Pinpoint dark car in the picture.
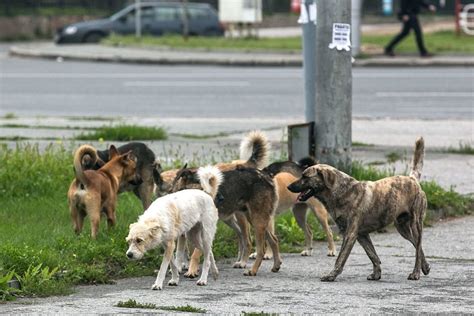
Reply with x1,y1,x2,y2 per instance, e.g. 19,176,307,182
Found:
56,2,224,44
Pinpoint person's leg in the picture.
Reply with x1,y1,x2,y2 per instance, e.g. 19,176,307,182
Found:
385,18,412,55
411,15,429,56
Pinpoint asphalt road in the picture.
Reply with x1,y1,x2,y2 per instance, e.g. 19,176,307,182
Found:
0,56,472,120
1,216,473,314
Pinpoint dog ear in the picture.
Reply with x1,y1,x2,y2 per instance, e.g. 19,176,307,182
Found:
320,168,336,190
109,145,119,159
145,220,161,236
121,151,136,165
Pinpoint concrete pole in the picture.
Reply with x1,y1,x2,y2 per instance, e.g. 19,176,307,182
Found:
351,0,362,56
314,0,352,172
302,0,316,123
135,0,141,37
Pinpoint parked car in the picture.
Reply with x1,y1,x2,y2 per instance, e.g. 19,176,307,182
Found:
55,2,224,44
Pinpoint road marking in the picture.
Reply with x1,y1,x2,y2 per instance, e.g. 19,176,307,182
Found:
123,81,250,87
355,73,474,79
376,92,473,98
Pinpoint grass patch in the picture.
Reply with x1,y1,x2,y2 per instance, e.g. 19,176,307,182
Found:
174,132,230,140
362,30,474,55
352,141,374,147
385,151,404,163
103,34,301,52
103,31,474,55
2,113,17,119
74,124,167,141
0,124,93,131
444,142,474,155
116,299,206,313
0,136,30,141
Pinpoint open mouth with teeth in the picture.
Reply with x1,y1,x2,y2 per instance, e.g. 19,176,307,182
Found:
297,188,315,202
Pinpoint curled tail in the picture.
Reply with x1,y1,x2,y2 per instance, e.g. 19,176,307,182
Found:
239,130,270,169
198,165,223,199
297,156,318,171
73,145,97,185
409,137,424,181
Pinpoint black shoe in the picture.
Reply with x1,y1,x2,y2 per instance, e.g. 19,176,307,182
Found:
420,52,434,58
384,48,395,57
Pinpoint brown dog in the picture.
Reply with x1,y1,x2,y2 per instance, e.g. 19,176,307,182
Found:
288,137,429,281
68,144,137,239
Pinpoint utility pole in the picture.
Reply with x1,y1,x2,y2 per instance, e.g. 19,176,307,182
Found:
300,0,317,123
135,0,141,37
351,0,362,56
182,0,189,41
314,0,352,172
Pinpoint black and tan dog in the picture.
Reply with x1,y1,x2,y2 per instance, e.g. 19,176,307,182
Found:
81,142,158,209
175,166,280,277
68,144,137,239
288,137,430,281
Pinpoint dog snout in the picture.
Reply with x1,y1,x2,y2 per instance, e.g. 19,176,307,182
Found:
126,251,134,259
287,182,300,193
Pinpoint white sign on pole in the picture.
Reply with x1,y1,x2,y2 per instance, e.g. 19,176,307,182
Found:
328,23,351,51
298,2,317,25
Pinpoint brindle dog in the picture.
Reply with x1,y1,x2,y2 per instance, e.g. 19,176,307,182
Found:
288,137,430,281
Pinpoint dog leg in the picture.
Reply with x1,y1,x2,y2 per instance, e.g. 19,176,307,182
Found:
321,224,358,282
308,199,336,257
176,234,188,274
293,203,313,256
209,250,219,281
395,211,430,278
251,219,274,260
105,204,116,229
152,240,175,290
136,181,153,210
265,228,281,272
408,211,426,281
185,248,201,278
168,251,180,286
196,229,212,286
70,205,84,235
357,234,381,280
238,213,252,268
89,206,101,240
244,224,265,276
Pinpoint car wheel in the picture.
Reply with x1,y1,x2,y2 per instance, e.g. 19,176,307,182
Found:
83,32,105,43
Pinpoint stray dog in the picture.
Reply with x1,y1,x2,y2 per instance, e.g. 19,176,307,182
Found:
288,137,429,281
68,144,137,239
126,166,222,290
81,142,159,210
154,130,270,198
252,157,336,258
174,165,281,277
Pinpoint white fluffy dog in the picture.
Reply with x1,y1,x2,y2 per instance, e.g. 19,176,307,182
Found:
126,165,223,290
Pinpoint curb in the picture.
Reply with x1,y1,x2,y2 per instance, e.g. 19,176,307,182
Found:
9,45,474,67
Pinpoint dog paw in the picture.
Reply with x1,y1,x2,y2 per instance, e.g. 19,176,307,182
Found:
233,261,246,269
263,254,273,260
422,263,431,275
271,266,280,273
196,280,207,286
184,271,199,279
168,280,179,286
248,252,257,259
408,272,420,280
327,250,336,257
243,269,256,276
320,274,336,282
300,250,312,257
151,283,163,290
367,273,381,281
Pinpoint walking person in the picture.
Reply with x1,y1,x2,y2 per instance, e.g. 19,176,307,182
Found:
385,0,436,57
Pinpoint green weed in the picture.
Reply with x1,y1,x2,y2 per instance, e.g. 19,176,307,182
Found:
0,271,19,301
445,142,474,155
2,113,17,119
116,299,206,313
75,125,167,141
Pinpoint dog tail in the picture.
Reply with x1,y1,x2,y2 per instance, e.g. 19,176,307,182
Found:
409,137,425,181
297,156,318,171
73,144,97,185
239,130,270,169
198,165,223,199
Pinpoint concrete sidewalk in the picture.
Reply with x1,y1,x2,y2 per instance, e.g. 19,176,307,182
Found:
9,42,474,67
1,216,473,314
